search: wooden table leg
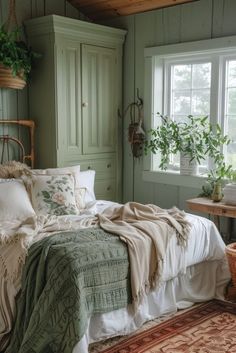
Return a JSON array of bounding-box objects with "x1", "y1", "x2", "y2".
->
[
  {"x1": 213, "y1": 215, "x2": 220, "y2": 230},
  {"x1": 227, "y1": 217, "x2": 234, "y2": 243}
]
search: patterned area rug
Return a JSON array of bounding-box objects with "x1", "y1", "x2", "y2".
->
[{"x1": 93, "y1": 300, "x2": 236, "y2": 353}]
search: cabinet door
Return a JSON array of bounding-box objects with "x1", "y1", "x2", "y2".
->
[
  {"x1": 57, "y1": 42, "x2": 82, "y2": 164},
  {"x1": 82, "y1": 44, "x2": 117, "y2": 154}
]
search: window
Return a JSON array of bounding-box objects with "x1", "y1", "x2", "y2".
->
[
  {"x1": 144, "y1": 36, "x2": 236, "y2": 175},
  {"x1": 225, "y1": 59, "x2": 236, "y2": 167},
  {"x1": 167, "y1": 60, "x2": 211, "y2": 170}
]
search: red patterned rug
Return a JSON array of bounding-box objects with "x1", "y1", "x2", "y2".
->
[{"x1": 99, "y1": 300, "x2": 236, "y2": 353}]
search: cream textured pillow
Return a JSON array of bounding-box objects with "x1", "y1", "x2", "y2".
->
[
  {"x1": 30, "y1": 174, "x2": 78, "y2": 216},
  {"x1": 0, "y1": 179, "x2": 36, "y2": 222}
]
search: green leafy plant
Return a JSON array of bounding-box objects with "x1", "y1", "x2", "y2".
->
[
  {"x1": 145, "y1": 114, "x2": 230, "y2": 170},
  {"x1": 230, "y1": 169, "x2": 236, "y2": 183},
  {"x1": 0, "y1": 26, "x2": 40, "y2": 80},
  {"x1": 199, "y1": 162, "x2": 232, "y2": 197},
  {"x1": 145, "y1": 115, "x2": 180, "y2": 170}
]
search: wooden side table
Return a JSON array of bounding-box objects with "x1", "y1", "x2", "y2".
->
[{"x1": 186, "y1": 197, "x2": 236, "y2": 241}]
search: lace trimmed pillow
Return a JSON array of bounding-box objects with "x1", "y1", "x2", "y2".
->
[{"x1": 30, "y1": 174, "x2": 79, "y2": 216}]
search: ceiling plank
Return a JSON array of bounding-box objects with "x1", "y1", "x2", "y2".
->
[{"x1": 67, "y1": 0, "x2": 199, "y2": 20}]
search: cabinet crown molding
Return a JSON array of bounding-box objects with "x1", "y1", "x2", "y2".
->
[{"x1": 25, "y1": 15, "x2": 127, "y2": 46}]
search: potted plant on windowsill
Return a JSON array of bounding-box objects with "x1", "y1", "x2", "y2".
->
[
  {"x1": 145, "y1": 114, "x2": 230, "y2": 176},
  {"x1": 0, "y1": 26, "x2": 39, "y2": 89},
  {"x1": 200, "y1": 162, "x2": 232, "y2": 201}
]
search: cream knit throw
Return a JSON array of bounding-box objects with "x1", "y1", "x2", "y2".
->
[
  {"x1": 0, "y1": 201, "x2": 190, "y2": 349},
  {"x1": 0, "y1": 215, "x2": 97, "y2": 351},
  {"x1": 98, "y1": 202, "x2": 191, "y2": 306}
]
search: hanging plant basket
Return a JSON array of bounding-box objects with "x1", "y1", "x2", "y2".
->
[
  {"x1": 0, "y1": 0, "x2": 40, "y2": 90},
  {"x1": 0, "y1": 63, "x2": 26, "y2": 89}
]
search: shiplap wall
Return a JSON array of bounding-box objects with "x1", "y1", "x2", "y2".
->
[
  {"x1": 103, "y1": 0, "x2": 236, "y2": 229},
  {"x1": 1, "y1": 0, "x2": 236, "y2": 235},
  {"x1": 0, "y1": 0, "x2": 88, "y2": 137}
]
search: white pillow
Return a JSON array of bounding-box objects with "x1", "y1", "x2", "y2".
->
[
  {"x1": 0, "y1": 179, "x2": 36, "y2": 222},
  {"x1": 77, "y1": 170, "x2": 96, "y2": 204},
  {"x1": 30, "y1": 174, "x2": 79, "y2": 216}
]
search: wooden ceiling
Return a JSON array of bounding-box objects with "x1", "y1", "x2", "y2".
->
[{"x1": 67, "y1": 0, "x2": 198, "y2": 21}]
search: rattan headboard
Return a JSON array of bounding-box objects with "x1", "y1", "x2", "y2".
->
[{"x1": 0, "y1": 120, "x2": 35, "y2": 168}]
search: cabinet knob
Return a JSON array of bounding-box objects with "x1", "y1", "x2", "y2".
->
[
  {"x1": 107, "y1": 186, "x2": 111, "y2": 191},
  {"x1": 107, "y1": 163, "x2": 111, "y2": 168},
  {"x1": 87, "y1": 166, "x2": 91, "y2": 169},
  {"x1": 82, "y1": 102, "x2": 88, "y2": 107}
]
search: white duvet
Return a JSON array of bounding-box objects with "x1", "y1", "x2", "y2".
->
[{"x1": 0, "y1": 201, "x2": 231, "y2": 353}]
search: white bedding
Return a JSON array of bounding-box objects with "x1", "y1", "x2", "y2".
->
[
  {"x1": 0, "y1": 200, "x2": 231, "y2": 353},
  {"x1": 73, "y1": 204, "x2": 230, "y2": 353}
]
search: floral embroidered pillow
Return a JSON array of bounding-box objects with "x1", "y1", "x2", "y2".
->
[{"x1": 30, "y1": 174, "x2": 78, "y2": 216}]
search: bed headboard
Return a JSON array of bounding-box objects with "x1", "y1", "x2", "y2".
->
[{"x1": 0, "y1": 120, "x2": 35, "y2": 168}]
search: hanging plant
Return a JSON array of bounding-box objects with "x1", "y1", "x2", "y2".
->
[
  {"x1": 0, "y1": 0, "x2": 40, "y2": 89},
  {"x1": 125, "y1": 90, "x2": 145, "y2": 158}
]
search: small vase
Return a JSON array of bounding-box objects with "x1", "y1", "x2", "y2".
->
[{"x1": 211, "y1": 182, "x2": 223, "y2": 202}]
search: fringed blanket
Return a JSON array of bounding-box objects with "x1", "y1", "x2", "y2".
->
[
  {"x1": 2, "y1": 202, "x2": 191, "y2": 352},
  {"x1": 98, "y1": 202, "x2": 191, "y2": 306},
  {"x1": 5, "y1": 228, "x2": 131, "y2": 353},
  {"x1": 0, "y1": 215, "x2": 97, "y2": 351}
]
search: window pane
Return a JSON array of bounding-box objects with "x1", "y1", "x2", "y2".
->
[
  {"x1": 155, "y1": 58, "x2": 212, "y2": 172},
  {"x1": 172, "y1": 115, "x2": 187, "y2": 124},
  {"x1": 225, "y1": 116, "x2": 236, "y2": 168},
  {"x1": 227, "y1": 115, "x2": 236, "y2": 139},
  {"x1": 227, "y1": 88, "x2": 236, "y2": 115},
  {"x1": 173, "y1": 65, "x2": 191, "y2": 89},
  {"x1": 192, "y1": 63, "x2": 211, "y2": 88},
  {"x1": 228, "y1": 60, "x2": 236, "y2": 87},
  {"x1": 172, "y1": 152, "x2": 180, "y2": 166},
  {"x1": 173, "y1": 91, "x2": 191, "y2": 115},
  {"x1": 227, "y1": 142, "x2": 236, "y2": 169},
  {"x1": 192, "y1": 89, "x2": 210, "y2": 115}
]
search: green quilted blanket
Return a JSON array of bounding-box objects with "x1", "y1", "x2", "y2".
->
[{"x1": 6, "y1": 228, "x2": 131, "y2": 353}]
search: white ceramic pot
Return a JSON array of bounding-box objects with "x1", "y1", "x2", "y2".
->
[
  {"x1": 222, "y1": 183, "x2": 236, "y2": 205},
  {"x1": 180, "y1": 153, "x2": 198, "y2": 176}
]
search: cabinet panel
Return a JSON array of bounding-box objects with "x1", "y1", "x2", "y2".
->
[
  {"x1": 57, "y1": 43, "x2": 82, "y2": 159},
  {"x1": 95, "y1": 179, "x2": 116, "y2": 200},
  {"x1": 79, "y1": 157, "x2": 116, "y2": 179},
  {"x1": 82, "y1": 44, "x2": 116, "y2": 154}
]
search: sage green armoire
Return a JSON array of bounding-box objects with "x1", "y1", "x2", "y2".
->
[{"x1": 25, "y1": 15, "x2": 126, "y2": 202}]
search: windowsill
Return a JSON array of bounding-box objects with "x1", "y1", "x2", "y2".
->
[{"x1": 142, "y1": 170, "x2": 207, "y2": 189}]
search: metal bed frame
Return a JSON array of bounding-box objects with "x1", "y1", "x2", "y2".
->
[{"x1": 0, "y1": 120, "x2": 35, "y2": 168}]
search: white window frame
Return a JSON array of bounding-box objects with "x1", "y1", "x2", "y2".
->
[
  {"x1": 222, "y1": 54, "x2": 236, "y2": 163},
  {"x1": 143, "y1": 35, "x2": 236, "y2": 188}
]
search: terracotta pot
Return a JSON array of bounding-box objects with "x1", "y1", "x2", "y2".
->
[{"x1": 0, "y1": 63, "x2": 26, "y2": 89}]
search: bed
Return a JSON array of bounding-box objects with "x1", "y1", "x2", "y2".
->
[{"x1": 0, "y1": 120, "x2": 231, "y2": 353}]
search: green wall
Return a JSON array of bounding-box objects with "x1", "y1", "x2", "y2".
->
[
  {"x1": 1, "y1": 0, "x2": 236, "y2": 236},
  {"x1": 0, "y1": 0, "x2": 87, "y2": 132},
  {"x1": 102, "y1": 0, "x2": 236, "y2": 223}
]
